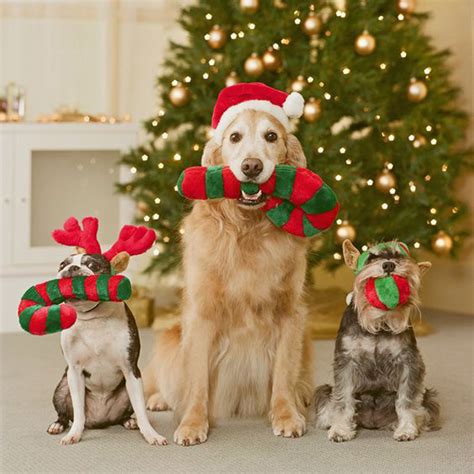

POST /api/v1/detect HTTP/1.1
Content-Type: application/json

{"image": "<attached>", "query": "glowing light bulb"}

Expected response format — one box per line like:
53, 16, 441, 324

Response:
381, 203, 389, 210
141, 154, 148, 161
130, 167, 137, 174
154, 197, 161, 204
414, 242, 421, 249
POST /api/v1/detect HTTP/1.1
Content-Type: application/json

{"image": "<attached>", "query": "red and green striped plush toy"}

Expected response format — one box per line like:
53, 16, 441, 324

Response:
18, 275, 131, 335
177, 165, 339, 237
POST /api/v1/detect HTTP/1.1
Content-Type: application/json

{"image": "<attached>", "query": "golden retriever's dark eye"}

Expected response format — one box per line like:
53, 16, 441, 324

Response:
265, 131, 278, 143
230, 132, 242, 143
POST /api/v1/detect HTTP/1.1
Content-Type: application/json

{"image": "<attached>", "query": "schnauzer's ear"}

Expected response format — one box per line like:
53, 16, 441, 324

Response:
201, 139, 222, 166
110, 251, 130, 274
285, 134, 307, 167
343, 239, 360, 270
76, 246, 86, 254
418, 261, 432, 276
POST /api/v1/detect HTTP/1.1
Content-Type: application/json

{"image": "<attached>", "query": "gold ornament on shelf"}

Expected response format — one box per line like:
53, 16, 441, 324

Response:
225, 71, 240, 87
335, 222, 356, 244
375, 170, 397, 193
169, 83, 190, 107
262, 48, 282, 72
244, 53, 264, 77
240, 0, 259, 13
407, 80, 428, 102
290, 75, 306, 92
207, 25, 227, 49
303, 98, 321, 122
355, 31, 376, 55
302, 12, 322, 36
431, 231, 453, 256
397, 0, 416, 15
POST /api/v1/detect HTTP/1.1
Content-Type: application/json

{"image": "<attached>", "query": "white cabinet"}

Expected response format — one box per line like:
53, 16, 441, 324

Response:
0, 123, 138, 332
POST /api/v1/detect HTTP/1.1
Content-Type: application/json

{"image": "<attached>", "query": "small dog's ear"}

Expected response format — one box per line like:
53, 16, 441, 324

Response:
418, 261, 432, 276
110, 251, 130, 274
285, 134, 307, 167
76, 246, 86, 254
201, 139, 222, 166
343, 239, 360, 270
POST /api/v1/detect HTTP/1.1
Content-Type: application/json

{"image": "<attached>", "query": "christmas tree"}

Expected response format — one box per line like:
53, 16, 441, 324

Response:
118, 0, 471, 275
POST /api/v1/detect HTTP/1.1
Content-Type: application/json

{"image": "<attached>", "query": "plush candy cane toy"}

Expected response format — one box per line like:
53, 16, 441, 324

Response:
18, 217, 156, 335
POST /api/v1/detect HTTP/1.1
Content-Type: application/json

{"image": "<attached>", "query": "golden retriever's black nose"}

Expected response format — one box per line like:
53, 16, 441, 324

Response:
382, 261, 396, 273
241, 158, 263, 178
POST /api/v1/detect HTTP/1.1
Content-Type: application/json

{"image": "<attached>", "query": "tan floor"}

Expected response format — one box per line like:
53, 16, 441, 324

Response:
0, 309, 473, 473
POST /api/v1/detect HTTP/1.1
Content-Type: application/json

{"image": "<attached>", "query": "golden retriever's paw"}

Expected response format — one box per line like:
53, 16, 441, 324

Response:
328, 425, 356, 443
146, 392, 170, 412
272, 412, 306, 438
174, 422, 209, 446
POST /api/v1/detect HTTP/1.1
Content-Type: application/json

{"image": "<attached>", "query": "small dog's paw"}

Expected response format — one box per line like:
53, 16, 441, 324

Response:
123, 418, 139, 430
47, 422, 65, 435
60, 432, 82, 445
272, 412, 306, 438
394, 424, 418, 442
142, 429, 168, 446
173, 422, 209, 446
328, 425, 356, 443
146, 393, 169, 412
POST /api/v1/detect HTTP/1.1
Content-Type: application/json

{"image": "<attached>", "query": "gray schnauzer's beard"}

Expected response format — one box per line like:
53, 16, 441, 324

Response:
352, 259, 422, 335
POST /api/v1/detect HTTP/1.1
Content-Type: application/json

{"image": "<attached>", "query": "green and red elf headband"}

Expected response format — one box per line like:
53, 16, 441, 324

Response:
355, 242, 411, 310
177, 165, 339, 238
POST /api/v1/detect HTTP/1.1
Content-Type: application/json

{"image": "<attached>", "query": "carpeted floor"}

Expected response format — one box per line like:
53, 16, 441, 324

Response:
1, 309, 473, 473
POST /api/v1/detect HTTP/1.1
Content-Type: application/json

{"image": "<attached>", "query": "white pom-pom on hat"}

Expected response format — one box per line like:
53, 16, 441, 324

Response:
283, 92, 305, 118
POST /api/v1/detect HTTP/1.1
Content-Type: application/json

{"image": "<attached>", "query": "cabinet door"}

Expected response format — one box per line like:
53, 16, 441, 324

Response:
0, 131, 14, 267
12, 127, 135, 266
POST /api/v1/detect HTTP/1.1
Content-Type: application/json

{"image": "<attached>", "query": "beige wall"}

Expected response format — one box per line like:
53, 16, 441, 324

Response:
1, 0, 472, 313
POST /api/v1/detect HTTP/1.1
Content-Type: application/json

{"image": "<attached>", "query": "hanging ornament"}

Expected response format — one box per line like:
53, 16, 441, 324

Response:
303, 98, 321, 122
273, 0, 287, 8
413, 134, 427, 148
431, 231, 453, 256
207, 25, 227, 49
225, 71, 240, 87
375, 170, 397, 193
169, 83, 190, 107
407, 79, 428, 102
355, 31, 376, 55
240, 0, 259, 14
396, 0, 416, 15
302, 12, 322, 36
290, 75, 306, 92
244, 53, 264, 77
335, 221, 356, 244
262, 48, 282, 72
137, 201, 149, 214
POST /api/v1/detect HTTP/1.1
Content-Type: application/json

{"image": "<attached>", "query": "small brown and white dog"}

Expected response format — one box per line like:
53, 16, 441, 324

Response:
143, 107, 314, 446
315, 240, 440, 442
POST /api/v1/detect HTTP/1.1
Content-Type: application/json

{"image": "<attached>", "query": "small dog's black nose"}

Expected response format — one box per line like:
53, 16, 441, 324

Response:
382, 261, 396, 273
241, 158, 263, 178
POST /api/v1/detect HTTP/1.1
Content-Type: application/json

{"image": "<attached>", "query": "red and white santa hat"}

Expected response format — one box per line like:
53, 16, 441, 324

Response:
211, 82, 305, 142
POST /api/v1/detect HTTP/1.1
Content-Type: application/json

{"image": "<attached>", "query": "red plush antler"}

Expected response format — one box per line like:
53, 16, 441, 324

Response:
103, 225, 156, 261
52, 217, 102, 254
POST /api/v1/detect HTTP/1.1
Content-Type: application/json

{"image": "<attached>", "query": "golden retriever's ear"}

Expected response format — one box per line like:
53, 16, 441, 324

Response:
201, 139, 223, 166
285, 134, 307, 167
418, 261, 432, 277
343, 239, 360, 270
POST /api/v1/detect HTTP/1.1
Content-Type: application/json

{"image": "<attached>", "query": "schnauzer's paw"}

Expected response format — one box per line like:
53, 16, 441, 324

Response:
60, 431, 82, 445
146, 393, 169, 412
174, 422, 209, 446
122, 418, 139, 430
142, 428, 168, 446
394, 424, 419, 442
272, 412, 306, 438
328, 425, 356, 443
47, 421, 65, 435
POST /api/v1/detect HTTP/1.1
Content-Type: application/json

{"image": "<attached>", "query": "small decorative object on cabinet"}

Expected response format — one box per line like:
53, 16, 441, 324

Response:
0, 122, 138, 332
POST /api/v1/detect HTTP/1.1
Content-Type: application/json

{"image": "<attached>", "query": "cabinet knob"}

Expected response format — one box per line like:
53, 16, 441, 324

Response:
21, 197, 27, 203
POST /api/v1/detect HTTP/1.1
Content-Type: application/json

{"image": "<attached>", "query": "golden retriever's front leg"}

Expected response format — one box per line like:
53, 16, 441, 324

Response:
174, 318, 214, 447
271, 314, 306, 438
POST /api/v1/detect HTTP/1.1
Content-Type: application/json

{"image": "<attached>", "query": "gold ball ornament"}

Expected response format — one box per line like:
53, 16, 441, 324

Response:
302, 12, 322, 36
355, 31, 376, 55
413, 134, 427, 148
431, 231, 453, 256
225, 71, 240, 87
290, 75, 306, 92
262, 48, 282, 72
137, 201, 149, 214
335, 222, 356, 244
407, 80, 428, 102
375, 170, 397, 193
207, 25, 227, 49
240, 0, 259, 14
397, 0, 416, 15
169, 84, 190, 107
244, 53, 264, 77
303, 98, 321, 122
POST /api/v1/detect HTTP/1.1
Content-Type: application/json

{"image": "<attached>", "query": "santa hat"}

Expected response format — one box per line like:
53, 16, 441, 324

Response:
211, 82, 305, 142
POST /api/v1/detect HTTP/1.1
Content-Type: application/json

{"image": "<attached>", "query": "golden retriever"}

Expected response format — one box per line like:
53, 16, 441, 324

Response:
143, 109, 314, 446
